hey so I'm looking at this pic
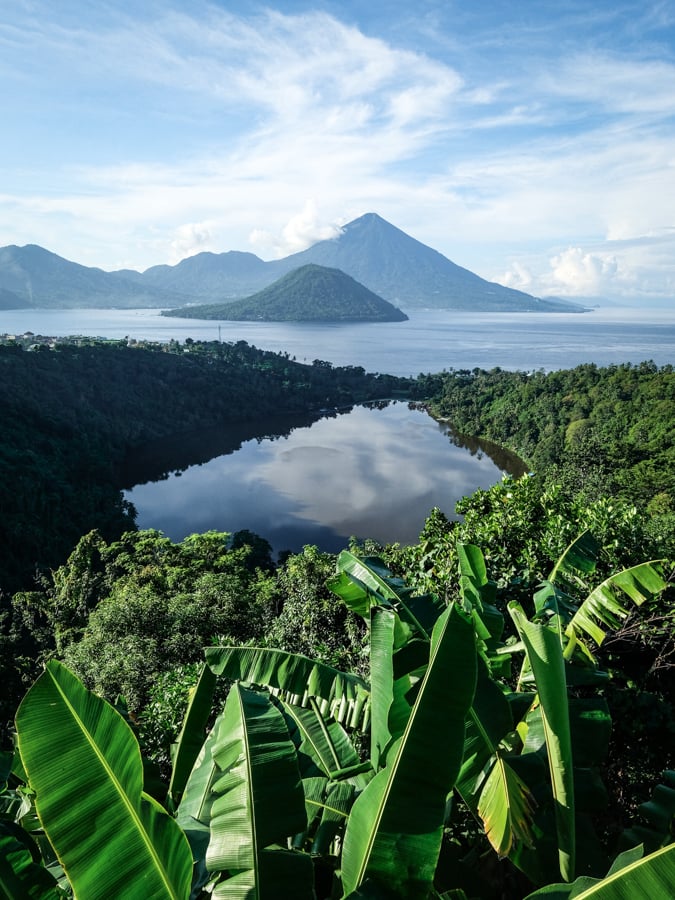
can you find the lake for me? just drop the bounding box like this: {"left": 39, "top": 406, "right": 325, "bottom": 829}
{"left": 122, "top": 402, "right": 526, "bottom": 556}
{"left": 3, "top": 304, "right": 672, "bottom": 553}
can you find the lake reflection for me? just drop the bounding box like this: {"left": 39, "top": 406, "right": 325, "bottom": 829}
{"left": 124, "top": 402, "right": 525, "bottom": 555}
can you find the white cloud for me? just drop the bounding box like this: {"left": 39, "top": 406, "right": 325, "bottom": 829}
{"left": 1, "top": 3, "right": 675, "bottom": 301}
{"left": 547, "top": 247, "right": 619, "bottom": 296}
{"left": 169, "top": 223, "right": 215, "bottom": 264}
{"left": 248, "top": 201, "right": 343, "bottom": 258}
{"left": 501, "top": 261, "right": 535, "bottom": 292}
{"left": 544, "top": 53, "right": 675, "bottom": 118}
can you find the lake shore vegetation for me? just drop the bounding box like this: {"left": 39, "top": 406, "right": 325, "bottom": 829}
{"left": 0, "top": 339, "right": 672, "bottom": 898}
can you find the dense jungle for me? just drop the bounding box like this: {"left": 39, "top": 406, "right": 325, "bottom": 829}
{"left": 0, "top": 337, "right": 673, "bottom": 899}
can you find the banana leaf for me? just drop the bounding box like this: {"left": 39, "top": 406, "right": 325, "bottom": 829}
{"left": 299, "top": 777, "right": 355, "bottom": 855}
{"left": 340, "top": 603, "right": 477, "bottom": 899}
{"left": 509, "top": 605, "right": 576, "bottom": 883}
{"left": 0, "top": 825, "right": 64, "bottom": 899}
{"left": 548, "top": 531, "right": 600, "bottom": 585}
{"left": 204, "top": 683, "right": 313, "bottom": 899}
{"left": 477, "top": 752, "right": 536, "bottom": 857}
{"left": 168, "top": 663, "right": 217, "bottom": 809}
{"left": 565, "top": 562, "right": 667, "bottom": 658}
{"left": 524, "top": 842, "right": 675, "bottom": 898}
{"left": 176, "top": 711, "right": 226, "bottom": 899}
{"left": 326, "top": 556, "right": 395, "bottom": 620}
{"left": 457, "top": 544, "right": 500, "bottom": 629}
{"left": 455, "top": 658, "right": 536, "bottom": 858}
{"left": 278, "top": 698, "right": 361, "bottom": 779}
{"left": 368, "top": 607, "right": 398, "bottom": 771}
{"left": 15, "top": 660, "right": 192, "bottom": 900}
{"left": 369, "top": 607, "right": 429, "bottom": 770}
{"left": 205, "top": 645, "right": 369, "bottom": 730}
{"left": 328, "top": 551, "right": 444, "bottom": 639}
{"left": 456, "top": 543, "right": 507, "bottom": 675}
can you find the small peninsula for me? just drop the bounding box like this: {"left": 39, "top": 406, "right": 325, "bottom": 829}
{"left": 162, "top": 263, "right": 409, "bottom": 322}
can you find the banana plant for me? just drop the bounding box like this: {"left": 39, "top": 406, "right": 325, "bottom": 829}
{"left": 5, "top": 537, "right": 670, "bottom": 900}
{"left": 14, "top": 659, "right": 193, "bottom": 900}
{"left": 340, "top": 602, "right": 477, "bottom": 899}
{"left": 205, "top": 644, "right": 370, "bottom": 731}
{"left": 444, "top": 535, "right": 668, "bottom": 887}
{"left": 509, "top": 604, "right": 576, "bottom": 883}
{"left": 199, "top": 683, "right": 314, "bottom": 899}
{"left": 541, "top": 529, "right": 667, "bottom": 665}
{"left": 524, "top": 842, "right": 675, "bottom": 899}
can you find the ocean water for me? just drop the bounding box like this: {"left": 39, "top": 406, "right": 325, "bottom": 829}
{"left": 1, "top": 305, "right": 673, "bottom": 376}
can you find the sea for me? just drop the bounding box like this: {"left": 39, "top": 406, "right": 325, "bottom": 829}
{"left": 1, "top": 305, "right": 674, "bottom": 376}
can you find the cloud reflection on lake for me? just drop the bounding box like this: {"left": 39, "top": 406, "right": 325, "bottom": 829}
{"left": 125, "top": 402, "right": 521, "bottom": 554}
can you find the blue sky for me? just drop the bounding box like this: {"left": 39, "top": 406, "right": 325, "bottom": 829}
{"left": 2, "top": 1, "right": 674, "bottom": 302}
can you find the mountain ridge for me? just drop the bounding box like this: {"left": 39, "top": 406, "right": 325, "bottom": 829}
{"left": 0, "top": 215, "right": 588, "bottom": 312}
{"left": 0, "top": 244, "right": 191, "bottom": 309}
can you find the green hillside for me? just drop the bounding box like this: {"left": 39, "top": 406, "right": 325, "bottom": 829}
{"left": 163, "top": 263, "right": 409, "bottom": 322}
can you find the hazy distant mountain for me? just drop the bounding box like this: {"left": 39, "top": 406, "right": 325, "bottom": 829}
{"left": 163, "top": 264, "right": 408, "bottom": 322}
{"left": 128, "top": 251, "right": 270, "bottom": 300}
{"left": 0, "top": 215, "right": 588, "bottom": 312}
{"left": 0, "top": 286, "right": 31, "bottom": 310}
{"left": 147, "top": 213, "right": 586, "bottom": 312}
{"left": 0, "top": 245, "right": 189, "bottom": 309}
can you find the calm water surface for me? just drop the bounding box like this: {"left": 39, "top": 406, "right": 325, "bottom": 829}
{"left": 1, "top": 306, "right": 674, "bottom": 375}
{"left": 4, "top": 305, "right": 672, "bottom": 551}
{"left": 124, "top": 403, "right": 525, "bottom": 555}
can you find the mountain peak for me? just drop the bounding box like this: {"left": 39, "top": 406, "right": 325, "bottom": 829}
{"left": 0, "top": 214, "right": 587, "bottom": 313}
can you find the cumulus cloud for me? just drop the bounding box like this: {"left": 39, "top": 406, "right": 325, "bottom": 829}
{"left": 547, "top": 247, "right": 618, "bottom": 296}
{"left": 501, "top": 261, "right": 535, "bottom": 291}
{"left": 501, "top": 247, "right": 621, "bottom": 298}
{"left": 169, "top": 223, "right": 215, "bottom": 264}
{"left": 279, "top": 201, "right": 342, "bottom": 255}
{"left": 249, "top": 201, "right": 342, "bottom": 258}
{"left": 3, "top": 2, "right": 675, "bottom": 300}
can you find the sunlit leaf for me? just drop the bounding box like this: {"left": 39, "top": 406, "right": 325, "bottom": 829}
{"left": 340, "top": 603, "right": 476, "bottom": 898}
{"left": 15, "top": 660, "right": 192, "bottom": 900}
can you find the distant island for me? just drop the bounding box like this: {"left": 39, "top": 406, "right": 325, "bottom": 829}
{"left": 162, "top": 264, "right": 408, "bottom": 323}
{"left": 0, "top": 213, "right": 589, "bottom": 313}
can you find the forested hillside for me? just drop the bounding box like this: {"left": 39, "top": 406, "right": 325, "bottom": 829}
{"left": 422, "top": 361, "right": 674, "bottom": 512}
{"left": 164, "top": 263, "right": 409, "bottom": 322}
{"left": 1, "top": 348, "right": 673, "bottom": 899}
{"left": 0, "top": 337, "right": 409, "bottom": 593}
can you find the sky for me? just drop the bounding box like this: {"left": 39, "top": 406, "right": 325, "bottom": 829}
{"left": 2, "top": 0, "right": 675, "bottom": 303}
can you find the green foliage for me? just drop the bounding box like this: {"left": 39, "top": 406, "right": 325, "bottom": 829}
{"left": 4, "top": 540, "right": 674, "bottom": 899}
{"left": 165, "top": 264, "right": 409, "bottom": 322}
{"left": 200, "top": 683, "right": 314, "bottom": 899}
{"left": 524, "top": 843, "right": 675, "bottom": 899}
{"left": 265, "top": 545, "right": 367, "bottom": 673}
{"left": 0, "top": 337, "right": 412, "bottom": 594}
{"left": 15, "top": 660, "right": 193, "bottom": 899}
{"left": 57, "top": 530, "right": 274, "bottom": 714}
{"left": 388, "top": 473, "right": 659, "bottom": 615}
{"left": 425, "top": 362, "right": 675, "bottom": 521}
{"left": 2, "top": 528, "right": 276, "bottom": 731}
